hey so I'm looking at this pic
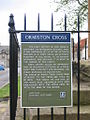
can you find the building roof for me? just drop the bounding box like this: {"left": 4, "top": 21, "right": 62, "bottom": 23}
{"left": 74, "top": 38, "right": 87, "bottom": 51}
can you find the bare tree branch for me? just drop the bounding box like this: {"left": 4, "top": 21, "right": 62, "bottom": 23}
{"left": 76, "top": 0, "right": 85, "bottom": 6}
{"left": 52, "top": 0, "right": 88, "bottom": 30}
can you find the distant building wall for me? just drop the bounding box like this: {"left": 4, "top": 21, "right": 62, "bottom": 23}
{"left": 0, "top": 46, "right": 20, "bottom": 68}
{"left": 0, "top": 49, "right": 9, "bottom": 68}
{"left": 74, "top": 38, "right": 88, "bottom": 61}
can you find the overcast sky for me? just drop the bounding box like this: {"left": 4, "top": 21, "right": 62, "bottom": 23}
{"left": 0, "top": 0, "right": 88, "bottom": 45}
{"left": 0, "top": 0, "right": 55, "bottom": 45}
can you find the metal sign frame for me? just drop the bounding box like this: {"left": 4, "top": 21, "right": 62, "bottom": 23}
{"left": 21, "top": 31, "right": 72, "bottom": 108}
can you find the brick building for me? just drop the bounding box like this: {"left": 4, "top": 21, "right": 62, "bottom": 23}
{"left": 74, "top": 38, "right": 88, "bottom": 61}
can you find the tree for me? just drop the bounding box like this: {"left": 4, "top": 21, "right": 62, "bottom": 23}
{"left": 53, "top": 0, "right": 88, "bottom": 30}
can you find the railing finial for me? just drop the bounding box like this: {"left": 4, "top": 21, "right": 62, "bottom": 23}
{"left": 8, "top": 14, "right": 15, "bottom": 32}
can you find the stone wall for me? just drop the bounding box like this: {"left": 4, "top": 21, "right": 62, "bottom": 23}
{"left": 73, "top": 60, "right": 90, "bottom": 82}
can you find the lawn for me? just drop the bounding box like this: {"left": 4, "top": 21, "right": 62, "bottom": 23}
{"left": 0, "top": 76, "right": 20, "bottom": 98}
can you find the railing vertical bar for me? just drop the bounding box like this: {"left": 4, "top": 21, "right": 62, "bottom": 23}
{"left": 13, "top": 34, "right": 15, "bottom": 119}
{"left": 16, "top": 41, "right": 18, "bottom": 112}
{"left": 24, "top": 13, "right": 26, "bottom": 120}
{"left": 64, "top": 14, "right": 67, "bottom": 31}
{"left": 77, "top": 15, "right": 80, "bottom": 120}
{"left": 37, "top": 13, "right": 40, "bottom": 120}
{"left": 51, "top": 13, "right": 54, "bottom": 120}
{"left": 85, "top": 39, "right": 87, "bottom": 60}
{"left": 37, "top": 108, "right": 40, "bottom": 120}
{"left": 24, "top": 109, "right": 26, "bottom": 120}
{"left": 15, "top": 39, "right": 18, "bottom": 116}
{"left": 10, "top": 33, "right": 14, "bottom": 120}
{"left": 51, "top": 13, "right": 53, "bottom": 31}
{"left": 8, "top": 14, "right": 16, "bottom": 120}
{"left": 73, "top": 38, "right": 75, "bottom": 61}
{"left": 14, "top": 40, "right": 16, "bottom": 116}
{"left": 38, "top": 13, "right": 40, "bottom": 31}
{"left": 15, "top": 38, "right": 17, "bottom": 117}
{"left": 24, "top": 14, "right": 26, "bottom": 31}
{"left": 64, "top": 108, "right": 66, "bottom": 120}
{"left": 13, "top": 35, "right": 15, "bottom": 118}
{"left": 13, "top": 38, "right": 16, "bottom": 117}
{"left": 64, "top": 14, "right": 67, "bottom": 120}
{"left": 51, "top": 108, "right": 53, "bottom": 120}
{"left": 72, "top": 37, "right": 75, "bottom": 91}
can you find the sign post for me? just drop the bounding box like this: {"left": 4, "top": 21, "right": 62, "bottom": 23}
{"left": 21, "top": 32, "right": 72, "bottom": 108}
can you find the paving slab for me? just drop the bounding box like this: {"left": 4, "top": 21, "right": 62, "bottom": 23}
{"left": 0, "top": 99, "right": 24, "bottom": 120}
{"left": 28, "top": 106, "right": 90, "bottom": 120}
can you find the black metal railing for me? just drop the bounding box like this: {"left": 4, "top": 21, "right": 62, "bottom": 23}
{"left": 8, "top": 13, "right": 88, "bottom": 120}
{"left": 8, "top": 14, "right": 19, "bottom": 120}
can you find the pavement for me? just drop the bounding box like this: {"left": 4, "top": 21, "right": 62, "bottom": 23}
{"left": 0, "top": 99, "right": 24, "bottom": 120}
{"left": 0, "top": 79, "right": 90, "bottom": 120}
{"left": 0, "top": 101, "right": 9, "bottom": 120}
{"left": 0, "top": 67, "right": 20, "bottom": 88}
{"left": 0, "top": 69, "right": 9, "bottom": 88}
{"left": 0, "top": 68, "right": 90, "bottom": 120}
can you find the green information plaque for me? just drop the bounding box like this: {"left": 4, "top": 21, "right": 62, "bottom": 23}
{"left": 21, "top": 32, "right": 72, "bottom": 108}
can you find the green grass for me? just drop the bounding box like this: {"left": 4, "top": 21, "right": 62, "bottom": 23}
{"left": 0, "top": 76, "right": 21, "bottom": 98}
{"left": 0, "top": 84, "right": 9, "bottom": 98}
{"left": 18, "top": 76, "right": 21, "bottom": 96}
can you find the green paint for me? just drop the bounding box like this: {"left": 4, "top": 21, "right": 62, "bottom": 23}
{"left": 21, "top": 43, "right": 72, "bottom": 107}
